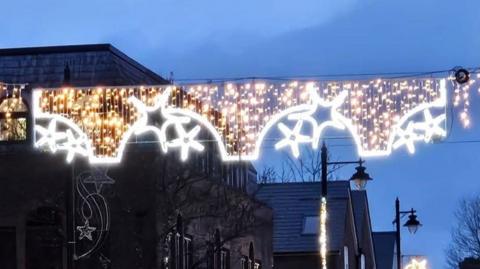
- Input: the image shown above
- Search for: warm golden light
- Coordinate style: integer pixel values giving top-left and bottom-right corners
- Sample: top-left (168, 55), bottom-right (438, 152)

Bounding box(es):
top-left (33, 78), bottom-right (449, 162)
top-left (319, 197), bottom-right (327, 269)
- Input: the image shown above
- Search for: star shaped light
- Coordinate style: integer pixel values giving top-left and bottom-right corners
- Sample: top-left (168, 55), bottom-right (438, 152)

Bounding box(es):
top-left (311, 90), bottom-right (348, 147)
top-left (288, 85), bottom-right (347, 149)
top-left (83, 168), bottom-right (115, 193)
top-left (392, 121), bottom-right (423, 154)
top-left (167, 124), bottom-right (204, 161)
top-left (35, 119), bottom-right (67, 152)
top-left (77, 220), bottom-right (96, 241)
top-left (404, 259), bottom-right (427, 269)
top-left (414, 109), bottom-right (446, 142)
top-left (130, 87), bottom-right (191, 153)
top-left (275, 120), bottom-right (311, 158)
top-left (63, 130), bottom-right (89, 162)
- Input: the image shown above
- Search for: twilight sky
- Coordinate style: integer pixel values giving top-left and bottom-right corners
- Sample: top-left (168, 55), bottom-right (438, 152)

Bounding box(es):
top-left (2, 0), bottom-right (480, 267)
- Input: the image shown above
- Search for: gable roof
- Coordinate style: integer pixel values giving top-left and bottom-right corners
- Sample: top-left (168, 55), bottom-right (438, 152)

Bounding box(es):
top-left (351, 190), bottom-right (373, 246)
top-left (256, 181), bottom-right (350, 253)
top-left (0, 44), bottom-right (168, 88)
top-left (373, 231), bottom-right (396, 269)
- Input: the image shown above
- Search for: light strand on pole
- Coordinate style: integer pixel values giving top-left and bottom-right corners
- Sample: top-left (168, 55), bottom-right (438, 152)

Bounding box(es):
top-left (319, 197), bottom-right (327, 269)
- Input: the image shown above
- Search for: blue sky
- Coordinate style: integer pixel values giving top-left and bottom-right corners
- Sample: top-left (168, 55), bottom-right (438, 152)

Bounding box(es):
top-left (2, 0), bottom-right (480, 267)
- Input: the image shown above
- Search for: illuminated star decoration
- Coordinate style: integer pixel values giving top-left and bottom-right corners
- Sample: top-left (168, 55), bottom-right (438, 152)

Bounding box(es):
top-left (129, 87), bottom-right (172, 150)
top-left (63, 130), bottom-right (89, 162)
top-left (414, 109), bottom-right (446, 142)
top-left (82, 169), bottom-right (115, 193)
top-left (392, 121), bottom-right (423, 154)
top-left (275, 120), bottom-right (311, 158)
top-left (34, 119), bottom-right (67, 152)
top-left (311, 91), bottom-right (348, 147)
top-left (404, 259), bottom-right (427, 269)
top-left (167, 123), bottom-right (204, 161)
top-left (287, 86), bottom-right (347, 149)
top-left (32, 79), bottom-right (448, 163)
top-left (77, 220), bottom-right (96, 241)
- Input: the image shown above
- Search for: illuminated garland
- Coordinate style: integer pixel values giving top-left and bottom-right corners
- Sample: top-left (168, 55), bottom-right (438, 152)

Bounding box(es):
top-left (451, 73), bottom-right (480, 127)
top-left (31, 78), bottom-right (454, 163)
top-left (319, 197), bottom-right (327, 269)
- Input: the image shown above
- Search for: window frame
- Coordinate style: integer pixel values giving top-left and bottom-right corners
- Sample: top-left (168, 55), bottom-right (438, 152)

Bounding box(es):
top-left (302, 215), bottom-right (320, 235)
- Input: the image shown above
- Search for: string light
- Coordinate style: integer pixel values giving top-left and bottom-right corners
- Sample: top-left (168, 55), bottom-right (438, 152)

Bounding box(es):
top-left (319, 197), bottom-right (327, 269)
top-left (33, 78), bottom-right (449, 163)
top-left (450, 71), bottom-right (476, 128)
top-left (0, 83), bottom-right (27, 141)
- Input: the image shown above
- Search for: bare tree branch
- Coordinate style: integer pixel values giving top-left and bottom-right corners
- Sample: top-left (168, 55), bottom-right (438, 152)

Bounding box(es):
top-left (446, 195), bottom-right (480, 268)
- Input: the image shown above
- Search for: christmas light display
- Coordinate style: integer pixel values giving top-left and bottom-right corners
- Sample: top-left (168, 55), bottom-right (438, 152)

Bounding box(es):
top-left (451, 72), bottom-right (478, 128)
top-left (32, 78), bottom-right (451, 163)
top-left (319, 197), bottom-right (327, 269)
top-left (77, 219), bottom-right (96, 241)
top-left (404, 258), bottom-right (427, 269)
top-left (75, 169), bottom-right (113, 259)
top-left (0, 83), bottom-right (27, 141)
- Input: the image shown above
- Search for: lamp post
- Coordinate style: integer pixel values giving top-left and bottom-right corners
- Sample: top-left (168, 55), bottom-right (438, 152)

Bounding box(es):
top-left (319, 143), bottom-right (373, 269)
top-left (393, 198), bottom-right (422, 269)
top-left (320, 143), bottom-right (373, 194)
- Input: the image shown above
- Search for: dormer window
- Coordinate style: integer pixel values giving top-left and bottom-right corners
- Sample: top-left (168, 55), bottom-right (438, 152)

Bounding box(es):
top-left (302, 216), bottom-right (320, 234)
top-left (0, 86), bottom-right (28, 142)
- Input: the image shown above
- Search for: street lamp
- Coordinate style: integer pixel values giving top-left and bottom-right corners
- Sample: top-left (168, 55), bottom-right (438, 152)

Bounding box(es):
top-left (404, 209), bottom-right (422, 234)
top-left (320, 143), bottom-right (372, 195)
top-left (349, 162), bottom-right (373, 190)
top-left (319, 142), bottom-right (373, 269)
top-left (393, 198), bottom-right (422, 269)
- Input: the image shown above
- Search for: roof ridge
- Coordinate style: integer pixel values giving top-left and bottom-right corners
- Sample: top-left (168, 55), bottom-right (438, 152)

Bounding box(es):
top-left (0, 44), bottom-right (112, 56)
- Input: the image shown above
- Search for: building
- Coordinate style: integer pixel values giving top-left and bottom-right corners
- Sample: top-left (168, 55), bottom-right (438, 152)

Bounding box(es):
top-left (256, 181), bottom-right (377, 269)
top-left (372, 232), bottom-right (397, 269)
top-left (0, 44), bottom-right (272, 269)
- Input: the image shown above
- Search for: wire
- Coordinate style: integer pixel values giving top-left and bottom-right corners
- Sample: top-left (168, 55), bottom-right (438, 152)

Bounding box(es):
top-left (173, 66), bottom-right (480, 84)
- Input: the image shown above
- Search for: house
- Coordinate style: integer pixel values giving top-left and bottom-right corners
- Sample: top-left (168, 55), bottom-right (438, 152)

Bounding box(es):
top-left (256, 181), bottom-right (376, 269)
top-left (372, 232), bottom-right (397, 269)
top-left (0, 44), bottom-right (272, 269)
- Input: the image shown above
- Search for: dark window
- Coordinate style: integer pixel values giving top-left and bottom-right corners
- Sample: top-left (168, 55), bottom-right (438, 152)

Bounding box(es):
top-left (184, 236), bottom-right (193, 269)
top-left (220, 248), bottom-right (230, 269)
top-left (165, 232), bottom-right (193, 269)
top-left (175, 233), bottom-right (181, 269)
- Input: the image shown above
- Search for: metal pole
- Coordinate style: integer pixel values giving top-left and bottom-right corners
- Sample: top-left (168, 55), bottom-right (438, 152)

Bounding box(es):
top-left (320, 142), bottom-right (328, 269)
top-left (396, 198), bottom-right (401, 269)
top-left (321, 143), bottom-right (327, 197)
top-left (66, 162), bottom-right (75, 269)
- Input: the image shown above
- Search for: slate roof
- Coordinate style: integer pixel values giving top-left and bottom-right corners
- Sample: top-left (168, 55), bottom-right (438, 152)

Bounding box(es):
top-left (372, 231), bottom-right (396, 269)
top-left (256, 181), bottom-right (350, 253)
top-left (0, 44), bottom-right (168, 88)
top-left (351, 190), bottom-right (368, 245)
